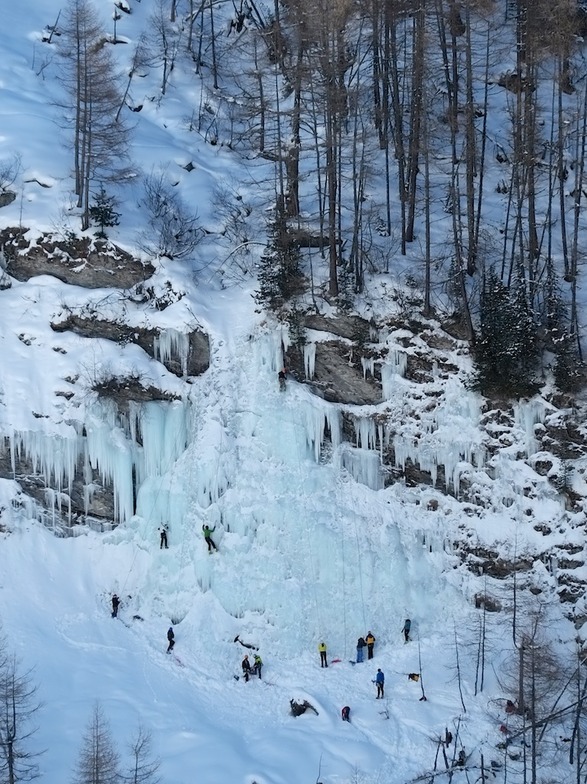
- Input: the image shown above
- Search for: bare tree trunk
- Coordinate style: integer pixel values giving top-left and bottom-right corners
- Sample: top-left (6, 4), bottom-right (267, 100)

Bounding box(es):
top-left (423, 75), bottom-right (431, 315)
top-left (285, 41), bottom-right (304, 217)
top-left (464, 3), bottom-right (476, 274)
top-left (405, 4), bottom-right (424, 243)
top-left (387, 3), bottom-right (407, 254)
top-left (209, 0), bottom-right (218, 89)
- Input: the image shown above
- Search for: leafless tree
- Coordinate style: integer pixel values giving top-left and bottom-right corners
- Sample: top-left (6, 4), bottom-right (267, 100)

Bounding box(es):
top-left (73, 702), bottom-right (120, 784)
top-left (57, 0), bottom-right (133, 231)
top-left (148, 0), bottom-right (182, 95)
top-left (138, 170), bottom-right (203, 260)
top-left (0, 655), bottom-right (43, 784)
top-left (115, 34), bottom-right (151, 121)
top-left (0, 155), bottom-right (21, 195)
top-left (123, 725), bottom-right (160, 784)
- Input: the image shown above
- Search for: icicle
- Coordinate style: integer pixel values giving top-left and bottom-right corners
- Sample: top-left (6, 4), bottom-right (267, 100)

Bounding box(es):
top-left (300, 397), bottom-right (342, 462)
top-left (361, 356), bottom-right (375, 379)
top-left (353, 416), bottom-right (378, 450)
top-left (303, 343), bottom-right (316, 380)
top-left (340, 445), bottom-right (383, 490)
top-left (324, 408), bottom-right (342, 450)
top-left (303, 404), bottom-right (327, 462)
top-left (154, 329), bottom-right (190, 377)
top-left (380, 350), bottom-right (407, 400)
top-left (513, 398), bottom-right (548, 457)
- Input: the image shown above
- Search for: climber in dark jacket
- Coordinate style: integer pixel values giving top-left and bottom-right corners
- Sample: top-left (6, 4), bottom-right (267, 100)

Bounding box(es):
top-left (242, 654), bottom-right (252, 682)
top-left (341, 706), bottom-right (351, 722)
top-left (402, 618), bottom-right (411, 643)
top-left (356, 637), bottom-right (366, 663)
top-left (111, 594), bottom-right (120, 618)
top-left (374, 668), bottom-right (385, 699)
top-left (166, 627), bottom-right (175, 653)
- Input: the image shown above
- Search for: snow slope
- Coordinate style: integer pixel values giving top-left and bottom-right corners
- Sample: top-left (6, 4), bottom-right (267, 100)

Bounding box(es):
top-left (0, 280), bottom-right (576, 783)
top-left (0, 1), bottom-right (584, 783)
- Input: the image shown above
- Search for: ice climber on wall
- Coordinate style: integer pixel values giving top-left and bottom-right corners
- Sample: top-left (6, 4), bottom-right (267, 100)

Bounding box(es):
top-left (202, 524), bottom-right (218, 552)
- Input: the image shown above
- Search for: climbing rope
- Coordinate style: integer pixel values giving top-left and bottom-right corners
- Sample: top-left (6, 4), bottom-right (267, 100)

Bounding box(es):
top-left (346, 470), bottom-right (368, 633)
top-left (339, 492), bottom-right (348, 660)
top-left (120, 405), bottom-right (188, 595)
top-left (288, 396), bottom-right (325, 645)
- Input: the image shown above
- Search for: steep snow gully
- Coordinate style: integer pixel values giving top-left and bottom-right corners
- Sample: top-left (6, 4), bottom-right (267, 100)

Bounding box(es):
top-left (0, 321), bottom-right (534, 783)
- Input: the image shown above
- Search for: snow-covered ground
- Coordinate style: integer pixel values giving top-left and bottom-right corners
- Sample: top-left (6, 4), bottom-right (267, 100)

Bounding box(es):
top-left (0, 286), bottom-right (577, 783)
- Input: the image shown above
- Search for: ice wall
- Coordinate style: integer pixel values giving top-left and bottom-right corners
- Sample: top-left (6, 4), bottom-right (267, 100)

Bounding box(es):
top-left (4, 321), bottom-right (473, 658)
top-left (3, 398), bottom-right (191, 527)
top-left (388, 377), bottom-right (484, 493)
top-left (142, 326), bottom-right (465, 658)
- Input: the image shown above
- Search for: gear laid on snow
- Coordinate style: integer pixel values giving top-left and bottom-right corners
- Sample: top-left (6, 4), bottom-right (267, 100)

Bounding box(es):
top-left (290, 699), bottom-right (318, 717)
top-left (233, 635), bottom-right (259, 650)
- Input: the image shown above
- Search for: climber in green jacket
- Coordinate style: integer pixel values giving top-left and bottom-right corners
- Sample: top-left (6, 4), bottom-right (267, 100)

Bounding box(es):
top-left (202, 524), bottom-right (218, 552)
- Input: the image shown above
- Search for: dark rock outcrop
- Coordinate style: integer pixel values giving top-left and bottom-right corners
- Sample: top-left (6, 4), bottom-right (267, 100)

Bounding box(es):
top-left (51, 314), bottom-right (210, 378)
top-left (1, 228), bottom-right (154, 289)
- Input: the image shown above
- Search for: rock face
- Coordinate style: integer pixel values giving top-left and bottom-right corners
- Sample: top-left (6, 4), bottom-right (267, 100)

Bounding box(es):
top-left (303, 341), bottom-right (381, 405)
top-left (1, 228), bottom-right (154, 289)
top-left (0, 230), bottom-right (212, 531)
top-left (51, 315), bottom-right (210, 378)
top-left (287, 315), bottom-right (381, 405)
top-left (0, 445), bottom-right (115, 528)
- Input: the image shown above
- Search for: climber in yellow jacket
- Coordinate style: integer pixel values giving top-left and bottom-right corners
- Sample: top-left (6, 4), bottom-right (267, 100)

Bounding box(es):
top-left (318, 641), bottom-right (328, 668)
top-left (365, 631), bottom-right (376, 659)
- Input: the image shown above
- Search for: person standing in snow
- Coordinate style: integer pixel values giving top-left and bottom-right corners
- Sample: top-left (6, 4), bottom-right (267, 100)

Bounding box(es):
top-left (278, 368), bottom-right (287, 391)
top-left (374, 668), bottom-right (385, 699)
top-left (202, 524), bottom-right (218, 552)
top-left (252, 654), bottom-right (263, 679)
top-left (166, 627), bottom-right (175, 653)
top-left (341, 706), bottom-right (351, 722)
top-left (242, 654), bottom-right (252, 682)
top-left (356, 636), bottom-right (366, 663)
top-left (159, 526), bottom-right (169, 549)
top-left (365, 631), bottom-right (376, 659)
top-left (402, 619), bottom-right (411, 643)
top-left (319, 641), bottom-right (328, 668)
top-left (111, 594), bottom-right (120, 618)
